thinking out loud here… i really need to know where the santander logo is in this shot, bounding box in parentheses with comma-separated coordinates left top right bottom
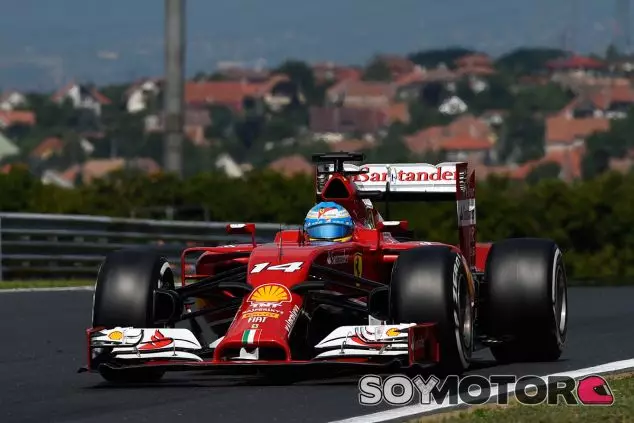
(353, 166, 456, 183)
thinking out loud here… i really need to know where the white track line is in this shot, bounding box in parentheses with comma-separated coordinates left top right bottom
(330, 358, 634, 423)
(0, 286, 94, 293)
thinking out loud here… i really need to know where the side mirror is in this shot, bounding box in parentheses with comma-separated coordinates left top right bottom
(225, 223, 256, 246)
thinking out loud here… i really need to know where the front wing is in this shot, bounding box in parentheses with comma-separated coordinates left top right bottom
(82, 323, 439, 375)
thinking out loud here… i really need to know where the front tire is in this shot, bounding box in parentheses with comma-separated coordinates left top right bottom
(484, 238, 568, 363)
(92, 249, 175, 382)
(389, 247, 474, 374)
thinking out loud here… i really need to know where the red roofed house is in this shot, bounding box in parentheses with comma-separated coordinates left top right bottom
(312, 63, 362, 84)
(61, 157, 161, 185)
(374, 55, 416, 80)
(0, 110, 36, 128)
(30, 137, 65, 161)
(561, 85, 634, 120)
(185, 75, 303, 113)
(51, 82, 112, 116)
(327, 138, 373, 153)
(213, 63, 270, 82)
(124, 78, 162, 114)
(439, 135, 494, 162)
(326, 80, 394, 109)
(454, 53, 494, 72)
(545, 115, 609, 156)
(394, 64, 459, 103)
(454, 53, 495, 93)
(145, 108, 212, 146)
(404, 114, 496, 163)
(546, 55, 606, 79)
(309, 106, 391, 137)
(268, 154, 312, 177)
(0, 91, 27, 111)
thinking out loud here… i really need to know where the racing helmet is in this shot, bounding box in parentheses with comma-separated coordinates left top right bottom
(304, 202, 354, 243)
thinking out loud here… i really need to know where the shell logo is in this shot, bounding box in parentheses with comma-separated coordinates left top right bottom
(108, 330, 124, 341)
(248, 284, 291, 303)
(386, 328, 401, 337)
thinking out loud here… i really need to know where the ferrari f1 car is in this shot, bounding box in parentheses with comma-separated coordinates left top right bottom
(82, 152, 568, 382)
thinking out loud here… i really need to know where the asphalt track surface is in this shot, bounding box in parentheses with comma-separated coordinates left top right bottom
(1, 287, 633, 423)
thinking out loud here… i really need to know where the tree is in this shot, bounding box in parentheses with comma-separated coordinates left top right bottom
(495, 47, 567, 75)
(5, 163, 634, 279)
(27, 94, 77, 130)
(604, 44, 621, 61)
(514, 82, 574, 113)
(205, 105, 235, 139)
(457, 74, 515, 113)
(499, 108, 545, 163)
(407, 47, 475, 69)
(275, 60, 322, 105)
(406, 101, 453, 134)
(581, 148, 611, 180)
(362, 58, 392, 81)
(526, 162, 561, 184)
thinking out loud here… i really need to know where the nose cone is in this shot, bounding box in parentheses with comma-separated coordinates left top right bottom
(212, 282, 303, 361)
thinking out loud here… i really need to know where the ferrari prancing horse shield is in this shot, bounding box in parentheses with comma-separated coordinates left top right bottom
(354, 253, 362, 277)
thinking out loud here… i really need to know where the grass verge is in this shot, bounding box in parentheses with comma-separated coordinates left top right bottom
(414, 372, 634, 423)
(0, 280, 94, 289)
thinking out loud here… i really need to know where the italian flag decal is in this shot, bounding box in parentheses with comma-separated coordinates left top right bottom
(242, 329, 260, 345)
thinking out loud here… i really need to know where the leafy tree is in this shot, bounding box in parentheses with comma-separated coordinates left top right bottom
(495, 47, 567, 75)
(514, 82, 574, 113)
(99, 84, 128, 109)
(581, 148, 611, 180)
(205, 105, 235, 139)
(604, 44, 621, 61)
(526, 162, 561, 184)
(498, 108, 545, 163)
(275, 60, 322, 105)
(362, 58, 392, 81)
(456, 74, 515, 113)
(27, 94, 77, 130)
(4, 165, 634, 279)
(406, 101, 453, 134)
(407, 47, 475, 69)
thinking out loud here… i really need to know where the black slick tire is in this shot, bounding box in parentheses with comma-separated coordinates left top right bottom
(483, 238, 568, 363)
(92, 248, 175, 382)
(389, 246, 474, 375)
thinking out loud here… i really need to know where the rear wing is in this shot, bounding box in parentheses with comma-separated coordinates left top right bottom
(313, 153, 476, 269)
(315, 161, 472, 202)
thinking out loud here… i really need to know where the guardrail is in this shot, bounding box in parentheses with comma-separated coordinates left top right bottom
(0, 213, 288, 281)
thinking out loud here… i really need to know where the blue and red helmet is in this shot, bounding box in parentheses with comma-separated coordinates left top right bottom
(304, 202, 354, 243)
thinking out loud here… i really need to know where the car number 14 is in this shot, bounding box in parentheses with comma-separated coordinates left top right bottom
(250, 261, 304, 273)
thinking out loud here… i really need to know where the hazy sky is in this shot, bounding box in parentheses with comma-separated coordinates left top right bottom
(0, 0, 625, 91)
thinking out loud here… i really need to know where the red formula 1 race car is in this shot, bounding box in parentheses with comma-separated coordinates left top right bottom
(82, 152, 568, 383)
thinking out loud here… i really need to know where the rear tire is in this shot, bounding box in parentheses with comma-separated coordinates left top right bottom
(92, 249, 175, 382)
(389, 247, 474, 374)
(484, 238, 568, 363)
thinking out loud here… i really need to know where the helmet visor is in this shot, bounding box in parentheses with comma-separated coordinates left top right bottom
(306, 223, 352, 241)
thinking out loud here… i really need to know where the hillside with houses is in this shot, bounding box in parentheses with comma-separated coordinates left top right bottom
(1, 46, 634, 187)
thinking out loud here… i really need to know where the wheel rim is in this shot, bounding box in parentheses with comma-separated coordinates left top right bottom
(459, 274, 473, 350)
(555, 264, 567, 335)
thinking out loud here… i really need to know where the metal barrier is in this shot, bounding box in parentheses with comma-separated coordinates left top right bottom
(0, 213, 287, 281)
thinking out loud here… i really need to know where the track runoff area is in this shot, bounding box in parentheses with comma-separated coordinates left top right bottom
(331, 358, 634, 423)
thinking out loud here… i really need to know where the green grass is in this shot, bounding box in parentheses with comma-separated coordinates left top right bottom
(0, 280, 94, 289)
(415, 373, 634, 423)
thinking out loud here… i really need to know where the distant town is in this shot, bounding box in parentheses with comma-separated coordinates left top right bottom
(0, 45, 633, 188)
